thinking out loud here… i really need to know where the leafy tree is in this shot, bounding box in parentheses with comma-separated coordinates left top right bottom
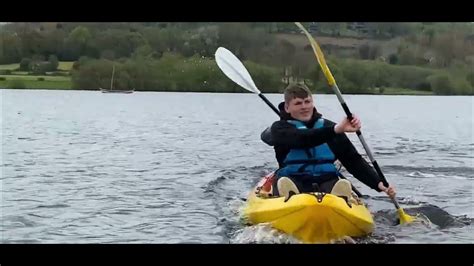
(48, 54, 59, 70)
(19, 58, 31, 71)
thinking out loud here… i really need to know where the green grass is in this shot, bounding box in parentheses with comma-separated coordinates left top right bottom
(378, 87, 434, 95)
(0, 74, 71, 89)
(58, 61, 74, 71)
(0, 61, 74, 71)
(0, 79, 71, 89)
(0, 63, 19, 70)
(0, 75, 70, 81)
(11, 71, 29, 75)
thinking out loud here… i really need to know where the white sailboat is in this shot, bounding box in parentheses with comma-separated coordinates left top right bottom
(100, 65, 134, 93)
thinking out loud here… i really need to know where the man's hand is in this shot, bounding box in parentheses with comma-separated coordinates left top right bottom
(334, 115, 361, 134)
(378, 182, 396, 198)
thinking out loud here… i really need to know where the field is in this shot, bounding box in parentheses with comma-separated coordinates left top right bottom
(0, 61, 74, 71)
(0, 61, 73, 89)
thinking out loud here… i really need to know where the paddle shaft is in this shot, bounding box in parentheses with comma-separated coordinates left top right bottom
(258, 93, 280, 116)
(331, 84, 401, 209)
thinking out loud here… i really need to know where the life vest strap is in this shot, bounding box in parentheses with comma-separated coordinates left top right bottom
(284, 159, 334, 165)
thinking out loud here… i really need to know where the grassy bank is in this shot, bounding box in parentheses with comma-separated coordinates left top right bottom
(377, 87, 433, 95)
(0, 63, 20, 70)
(58, 61, 74, 71)
(0, 61, 73, 89)
(0, 75, 70, 81)
(0, 75, 71, 89)
(0, 61, 74, 71)
(0, 59, 464, 95)
(0, 80, 435, 95)
(0, 70, 438, 95)
(310, 85, 434, 95)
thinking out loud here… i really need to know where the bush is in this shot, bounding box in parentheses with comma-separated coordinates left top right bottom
(467, 72, 474, 88)
(48, 55, 59, 71)
(325, 58, 436, 92)
(37, 77, 45, 81)
(0, 70, 12, 75)
(358, 43, 381, 60)
(452, 77, 473, 95)
(31, 67, 47, 75)
(427, 73, 455, 95)
(0, 77, 6, 81)
(71, 59, 114, 90)
(416, 81, 432, 91)
(244, 60, 283, 93)
(32, 54, 45, 62)
(385, 64, 435, 89)
(388, 54, 398, 64)
(306, 65, 328, 93)
(398, 49, 417, 65)
(9, 79, 26, 89)
(371, 63, 391, 87)
(342, 64, 372, 92)
(70, 54, 283, 93)
(20, 58, 31, 71)
(336, 60, 376, 93)
(101, 50, 116, 60)
(358, 44, 371, 60)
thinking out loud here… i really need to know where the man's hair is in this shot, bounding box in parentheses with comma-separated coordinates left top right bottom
(284, 83, 312, 104)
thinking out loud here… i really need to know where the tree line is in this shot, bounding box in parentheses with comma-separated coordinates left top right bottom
(0, 22, 472, 95)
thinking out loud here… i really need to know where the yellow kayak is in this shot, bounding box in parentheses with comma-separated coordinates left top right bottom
(243, 176, 374, 243)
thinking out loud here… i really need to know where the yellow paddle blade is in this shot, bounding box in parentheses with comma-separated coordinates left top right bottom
(294, 22, 336, 86)
(398, 208, 415, 224)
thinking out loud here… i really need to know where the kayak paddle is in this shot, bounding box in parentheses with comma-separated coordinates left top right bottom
(294, 22, 414, 224)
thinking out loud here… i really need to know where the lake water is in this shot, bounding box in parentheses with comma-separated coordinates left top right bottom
(1, 89, 472, 243)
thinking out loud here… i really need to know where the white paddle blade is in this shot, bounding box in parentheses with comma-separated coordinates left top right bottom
(215, 47, 260, 94)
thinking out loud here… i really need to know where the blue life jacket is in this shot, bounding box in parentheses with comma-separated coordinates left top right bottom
(277, 118, 338, 179)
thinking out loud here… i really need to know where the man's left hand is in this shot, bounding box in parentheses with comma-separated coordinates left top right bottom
(378, 182, 396, 198)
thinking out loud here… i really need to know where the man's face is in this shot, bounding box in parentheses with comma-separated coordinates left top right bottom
(285, 96, 314, 122)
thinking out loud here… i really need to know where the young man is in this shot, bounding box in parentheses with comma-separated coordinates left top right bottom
(261, 83, 395, 200)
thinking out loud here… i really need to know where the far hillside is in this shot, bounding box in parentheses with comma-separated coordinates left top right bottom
(275, 33, 402, 59)
(0, 22, 472, 95)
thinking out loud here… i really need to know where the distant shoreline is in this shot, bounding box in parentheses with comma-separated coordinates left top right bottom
(0, 87, 443, 96)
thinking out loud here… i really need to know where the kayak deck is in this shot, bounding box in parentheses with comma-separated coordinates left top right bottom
(243, 189, 374, 243)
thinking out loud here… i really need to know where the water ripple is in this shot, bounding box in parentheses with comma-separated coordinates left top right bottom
(2, 91, 472, 243)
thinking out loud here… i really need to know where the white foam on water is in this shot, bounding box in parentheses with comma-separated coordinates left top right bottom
(230, 223, 301, 244)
